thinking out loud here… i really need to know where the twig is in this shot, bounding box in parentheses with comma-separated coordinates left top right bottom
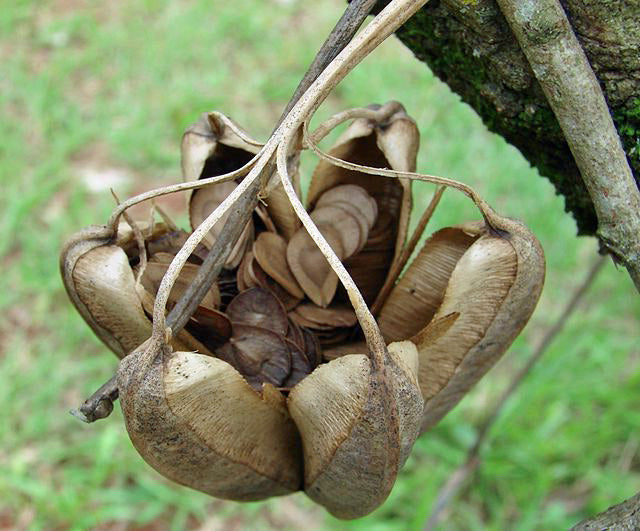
(495, 0, 640, 291)
(70, 375, 118, 423)
(423, 254, 607, 531)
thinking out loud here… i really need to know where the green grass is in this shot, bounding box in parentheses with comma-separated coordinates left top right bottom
(1, 1, 639, 529)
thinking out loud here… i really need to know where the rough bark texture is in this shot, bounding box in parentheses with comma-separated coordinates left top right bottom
(376, 0, 640, 235)
(572, 492, 640, 530)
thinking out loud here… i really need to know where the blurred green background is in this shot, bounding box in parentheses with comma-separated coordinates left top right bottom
(1, 1, 639, 529)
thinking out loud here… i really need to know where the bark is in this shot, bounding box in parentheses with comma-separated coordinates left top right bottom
(375, 0, 640, 236)
(572, 492, 640, 530)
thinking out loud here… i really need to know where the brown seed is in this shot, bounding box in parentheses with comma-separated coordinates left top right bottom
(286, 223, 345, 308)
(253, 232, 304, 299)
(226, 287, 288, 336)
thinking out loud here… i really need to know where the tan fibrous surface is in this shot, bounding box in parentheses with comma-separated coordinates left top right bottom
(118, 341, 302, 501)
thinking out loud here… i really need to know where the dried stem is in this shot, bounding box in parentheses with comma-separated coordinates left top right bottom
(495, 0, 640, 291)
(304, 120, 500, 225)
(423, 255, 607, 530)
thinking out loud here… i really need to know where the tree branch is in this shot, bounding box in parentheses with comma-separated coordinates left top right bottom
(494, 0, 640, 291)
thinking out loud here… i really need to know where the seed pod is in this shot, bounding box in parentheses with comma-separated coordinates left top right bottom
(307, 104, 418, 305)
(379, 218, 545, 432)
(60, 226, 206, 358)
(287, 340, 423, 519)
(117, 338, 303, 500)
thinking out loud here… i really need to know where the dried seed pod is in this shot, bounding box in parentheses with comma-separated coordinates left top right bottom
(118, 338, 303, 500)
(61, 227, 149, 358)
(306, 104, 417, 304)
(181, 112, 260, 184)
(380, 219, 544, 432)
(61, 226, 208, 359)
(287, 341, 423, 519)
(378, 224, 482, 342)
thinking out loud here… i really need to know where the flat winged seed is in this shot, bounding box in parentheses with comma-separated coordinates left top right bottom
(250, 259, 303, 311)
(294, 303, 358, 328)
(230, 324, 291, 388)
(310, 206, 364, 258)
(226, 287, 288, 336)
(413, 221, 544, 432)
(378, 226, 481, 343)
(286, 223, 345, 308)
(140, 261, 220, 311)
(282, 339, 313, 389)
(253, 232, 304, 298)
(118, 340, 302, 501)
(315, 184, 377, 230)
(287, 341, 423, 519)
(190, 306, 233, 343)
